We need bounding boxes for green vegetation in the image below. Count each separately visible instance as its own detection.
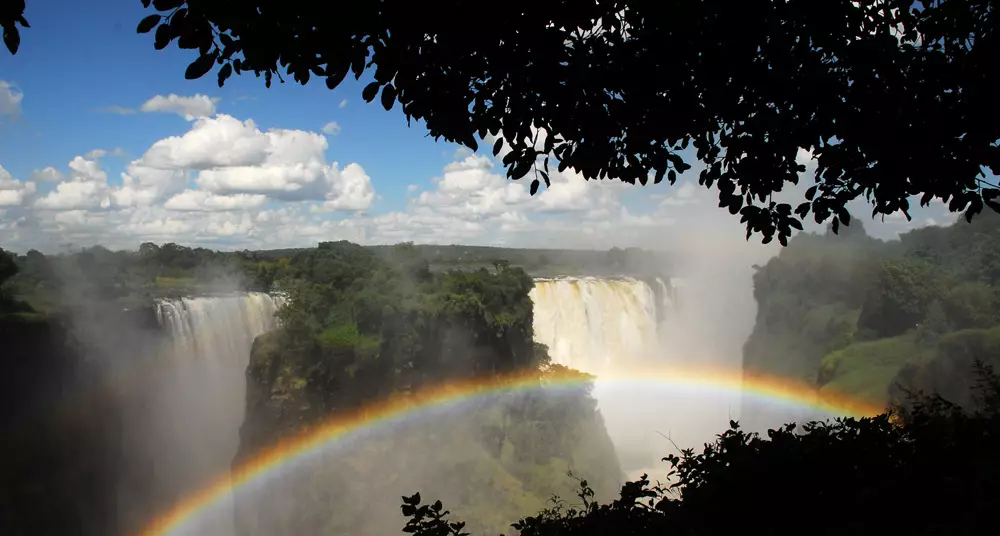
[402,366,1000,536]
[744,211,1000,409]
[233,241,623,535]
[0,242,669,316]
[3,239,651,535]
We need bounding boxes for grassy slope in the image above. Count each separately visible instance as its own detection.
[818,334,934,405]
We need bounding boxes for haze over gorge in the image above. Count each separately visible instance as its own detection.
[2,222,986,535]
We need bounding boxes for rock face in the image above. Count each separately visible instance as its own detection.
[0,303,173,536]
[232,328,624,536]
[0,315,121,536]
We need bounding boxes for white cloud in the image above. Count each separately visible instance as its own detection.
[84,147,127,159]
[0,111,380,251]
[34,156,111,211]
[29,166,63,183]
[0,81,22,122]
[339,99,348,108]
[140,93,219,120]
[1,107,958,254]
[657,181,701,207]
[322,121,341,135]
[163,190,268,212]
[0,165,36,206]
[146,114,376,208]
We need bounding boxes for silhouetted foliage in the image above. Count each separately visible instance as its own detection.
[49,0,981,243]
[9,0,1000,245]
[403,365,1000,536]
[0,0,27,55]
[9,1,996,243]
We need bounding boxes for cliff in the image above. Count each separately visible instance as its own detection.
[0,315,121,535]
[233,324,622,535]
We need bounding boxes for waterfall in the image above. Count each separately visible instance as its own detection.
[529,277,663,375]
[529,276,741,479]
[124,292,282,536]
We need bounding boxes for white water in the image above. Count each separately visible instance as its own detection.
[530,277,662,374]
[529,277,741,479]
[132,292,283,536]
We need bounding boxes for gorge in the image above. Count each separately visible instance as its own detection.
[0,237,904,536]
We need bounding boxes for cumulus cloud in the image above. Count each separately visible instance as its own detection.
[140,93,220,120]
[364,152,672,246]
[0,105,955,253]
[34,156,111,211]
[0,165,36,207]
[164,190,268,212]
[322,121,341,135]
[30,167,65,183]
[84,147,127,159]
[0,81,23,122]
[0,111,381,251]
[141,114,375,208]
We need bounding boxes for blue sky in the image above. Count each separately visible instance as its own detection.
[0,0,954,256]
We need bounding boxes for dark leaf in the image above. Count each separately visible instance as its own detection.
[3,26,20,55]
[326,64,349,90]
[381,83,397,111]
[654,168,665,184]
[530,179,540,196]
[493,138,503,157]
[217,62,233,87]
[362,82,380,103]
[540,170,550,187]
[668,169,677,184]
[136,14,161,34]
[837,207,851,226]
[153,23,171,50]
[185,52,216,80]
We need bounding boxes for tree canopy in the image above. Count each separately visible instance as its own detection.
[6,1,1000,244]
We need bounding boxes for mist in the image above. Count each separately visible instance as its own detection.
[2,231,865,535]
[38,258,281,535]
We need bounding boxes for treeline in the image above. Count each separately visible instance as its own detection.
[0,242,671,315]
[743,210,1000,409]
[0,243,280,313]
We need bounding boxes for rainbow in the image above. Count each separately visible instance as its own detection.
[137,364,885,536]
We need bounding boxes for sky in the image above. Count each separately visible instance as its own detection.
[0,1,956,257]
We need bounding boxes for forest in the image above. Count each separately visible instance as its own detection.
[743,210,1000,411]
[0,242,670,317]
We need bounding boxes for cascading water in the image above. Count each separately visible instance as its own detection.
[529,277,663,374]
[529,276,739,479]
[122,292,282,536]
